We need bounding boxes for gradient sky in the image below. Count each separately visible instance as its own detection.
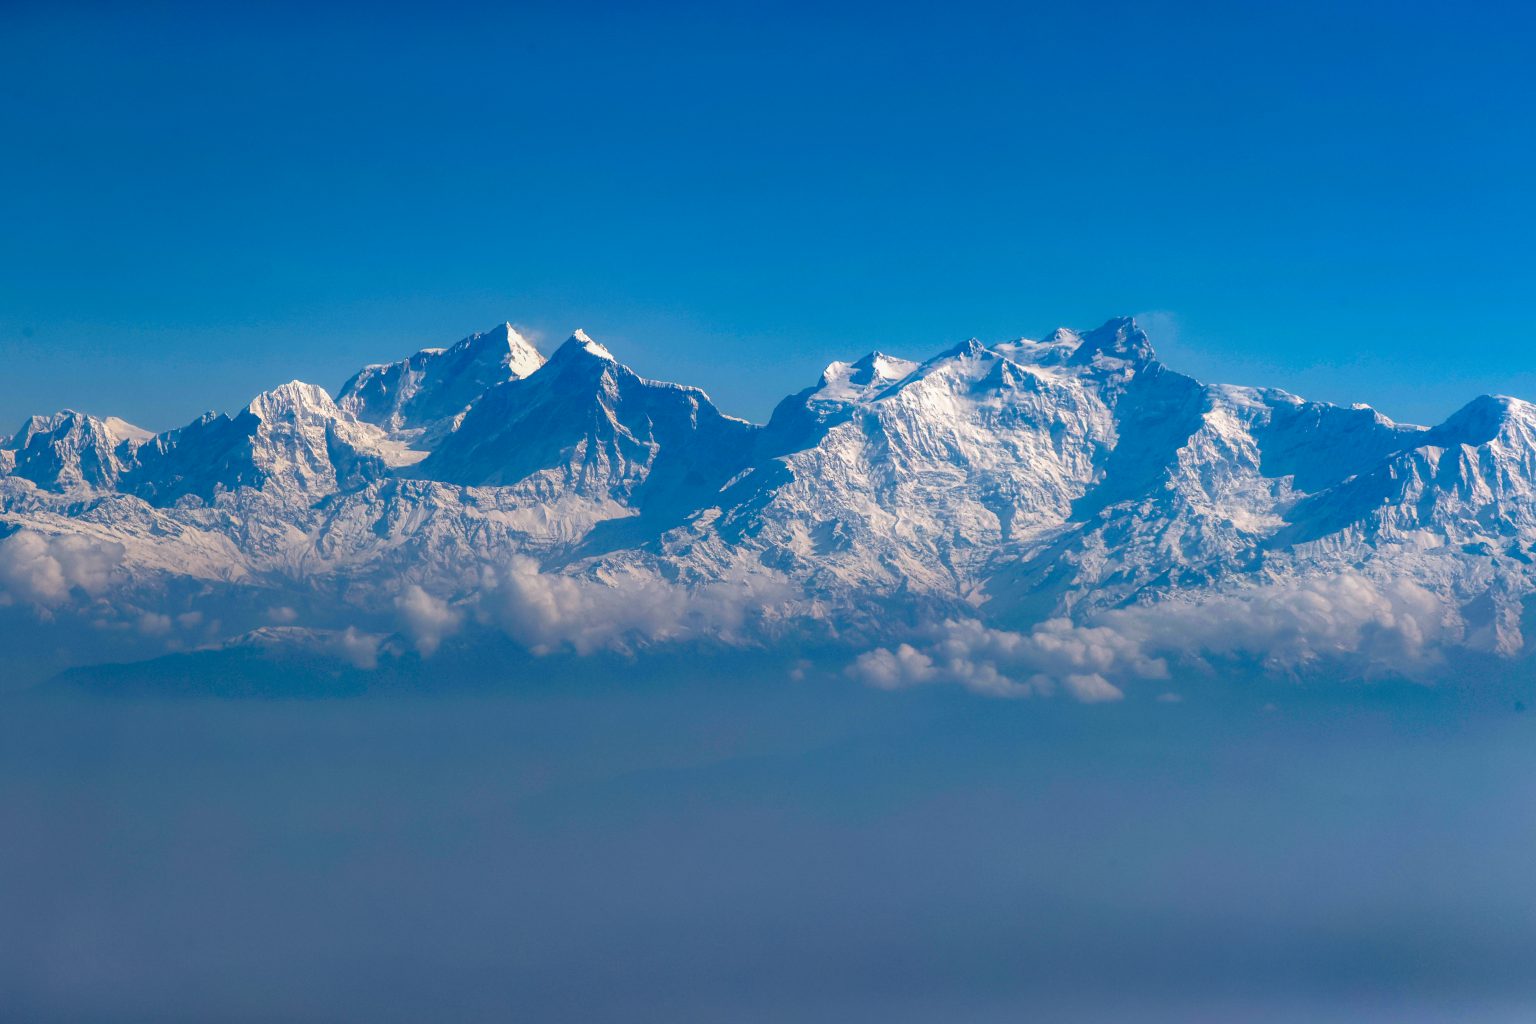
[3,1,1535,432]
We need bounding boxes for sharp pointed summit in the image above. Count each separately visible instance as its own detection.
[553,329,615,363]
[337,322,547,438]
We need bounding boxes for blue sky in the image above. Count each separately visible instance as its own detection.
[3,1,1534,431]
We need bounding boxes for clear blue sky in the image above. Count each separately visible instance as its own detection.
[3,0,1534,431]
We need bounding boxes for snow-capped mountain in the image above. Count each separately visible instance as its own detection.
[124,381,388,506]
[4,316,1535,691]
[0,411,151,491]
[416,330,756,514]
[337,323,544,445]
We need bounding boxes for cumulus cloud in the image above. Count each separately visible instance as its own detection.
[854,643,943,690]
[395,584,463,656]
[1125,573,1447,676]
[849,574,1449,702]
[851,613,1166,700]
[0,531,124,609]
[332,626,381,669]
[476,557,782,656]
[1063,673,1125,704]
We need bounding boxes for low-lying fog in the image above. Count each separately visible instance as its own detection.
[4,656,1535,1023]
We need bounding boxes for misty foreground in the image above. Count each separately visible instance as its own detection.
[4,657,1535,1023]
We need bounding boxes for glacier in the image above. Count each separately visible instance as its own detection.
[4,316,1535,694]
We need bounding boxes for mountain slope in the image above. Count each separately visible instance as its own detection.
[337,322,544,443]
[4,316,1536,687]
[123,381,387,507]
[0,411,151,491]
[419,332,758,521]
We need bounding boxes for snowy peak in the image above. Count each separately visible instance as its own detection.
[928,338,992,365]
[892,337,1017,396]
[417,329,756,513]
[1430,394,1532,449]
[1068,316,1156,368]
[487,322,546,379]
[247,380,340,422]
[7,409,148,449]
[120,380,384,506]
[565,328,614,361]
[852,352,918,384]
[814,351,918,403]
[991,329,1079,367]
[0,409,149,491]
[523,330,625,391]
[760,329,1110,462]
[102,416,155,445]
[337,323,546,436]
[239,381,384,498]
[758,349,928,458]
[426,321,544,382]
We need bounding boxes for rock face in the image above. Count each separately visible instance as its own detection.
[123,381,388,507]
[6,315,1536,678]
[337,323,544,441]
[418,331,757,516]
[0,411,151,490]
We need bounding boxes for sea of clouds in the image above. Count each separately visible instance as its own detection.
[0,528,1469,697]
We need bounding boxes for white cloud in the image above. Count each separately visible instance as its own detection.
[852,643,940,691]
[849,613,1167,701]
[0,525,1453,697]
[0,531,124,609]
[1063,673,1124,704]
[476,557,783,656]
[331,626,380,670]
[1112,573,1448,677]
[848,574,1449,702]
[395,584,462,656]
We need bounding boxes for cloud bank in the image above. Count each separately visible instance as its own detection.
[0,530,1466,704]
[474,557,783,656]
[849,574,1450,702]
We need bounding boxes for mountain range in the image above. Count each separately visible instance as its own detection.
[4,317,1534,695]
